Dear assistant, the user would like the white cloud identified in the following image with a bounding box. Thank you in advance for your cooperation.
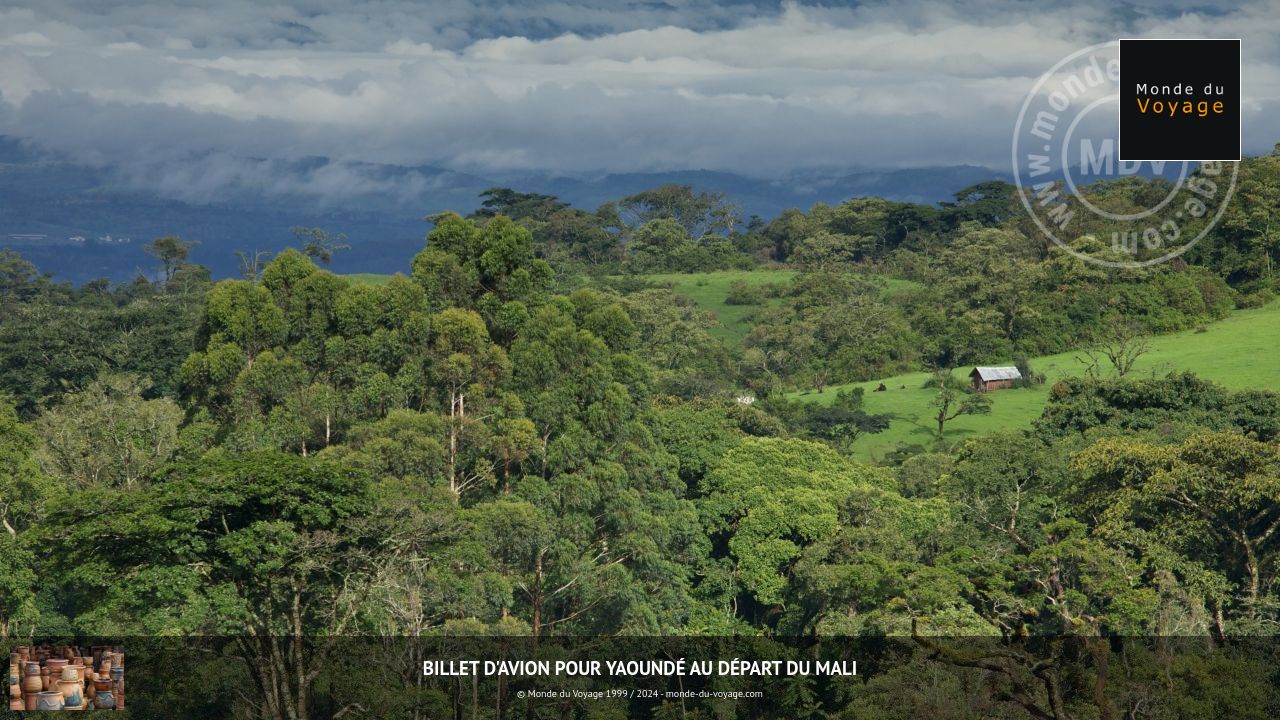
[0,49,51,104]
[0,0,1276,197]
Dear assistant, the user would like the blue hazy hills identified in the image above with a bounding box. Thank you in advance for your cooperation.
[0,136,1004,283]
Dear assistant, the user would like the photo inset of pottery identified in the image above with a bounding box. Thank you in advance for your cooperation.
[7,646,124,712]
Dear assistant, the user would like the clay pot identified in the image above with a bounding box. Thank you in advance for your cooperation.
[62,665,82,682]
[8,682,18,699]
[111,666,124,682]
[95,678,112,692]
[21,671,42,695]
[9,698,23,712]
[24,693,38,711]
[7,664,16,686]
[23,661,39,677]
[47,658,68,671]
[94,689,115,710]
[36,690,63,711]
[59,677,84,709]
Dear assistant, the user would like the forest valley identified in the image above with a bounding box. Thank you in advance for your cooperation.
[3,150,1280,719]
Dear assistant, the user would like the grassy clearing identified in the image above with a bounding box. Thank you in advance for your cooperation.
[792,300,1280,463]
[639,270,919,344]
[639,270,796,343]
[345,273,395,285]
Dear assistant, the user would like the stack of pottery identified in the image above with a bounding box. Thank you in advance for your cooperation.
[98,651,125,710]
[93,676,116,710]
[58,664,85,710]
[6,644,124,711]
[22,661,42,711]
[8,659,22,711]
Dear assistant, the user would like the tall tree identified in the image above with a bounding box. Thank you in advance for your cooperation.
[0,249,45,307]
[49,452,376,720]
[470,187,568,222]
[0,397,49,537]
[429,308,511,499]
[36,374,183,489]
[201,279,288,363]
[615,184,738,238]
[291,227,351,267]
[413,212,553,313]
[144,235,198,282]
[701,437,894,611]
[0,394,46,644]
[1078,432,1280,631]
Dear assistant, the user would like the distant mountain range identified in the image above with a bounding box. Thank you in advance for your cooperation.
[0,136,1006,283]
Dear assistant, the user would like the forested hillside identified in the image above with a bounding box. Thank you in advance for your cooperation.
[3,151,1280,718]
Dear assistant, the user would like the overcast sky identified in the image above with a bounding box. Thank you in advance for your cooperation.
[2,0,1279,188]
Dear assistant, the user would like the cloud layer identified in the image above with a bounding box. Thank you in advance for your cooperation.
[2,0,1279,198]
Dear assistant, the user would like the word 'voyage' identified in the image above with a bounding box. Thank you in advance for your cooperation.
[1135,98,1225,117]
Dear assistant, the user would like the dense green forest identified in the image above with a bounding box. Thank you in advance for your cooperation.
[3,151,1280,718]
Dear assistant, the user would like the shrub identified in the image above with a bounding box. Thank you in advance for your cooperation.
[1014,356,1045,387]
[725,280,768,306]
[1238,288,1276,309]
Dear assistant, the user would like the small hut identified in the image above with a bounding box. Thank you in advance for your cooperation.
[969,366,1022,392]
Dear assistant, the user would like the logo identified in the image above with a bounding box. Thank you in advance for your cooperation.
[1119,39,1241,162]
[1012,41,1238,268]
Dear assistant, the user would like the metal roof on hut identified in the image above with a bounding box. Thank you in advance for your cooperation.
[970,366,1022,382]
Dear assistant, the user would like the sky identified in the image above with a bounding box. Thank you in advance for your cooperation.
[2,0,1279,195]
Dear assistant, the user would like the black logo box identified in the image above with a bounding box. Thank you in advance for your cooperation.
[1119,38,1241,161]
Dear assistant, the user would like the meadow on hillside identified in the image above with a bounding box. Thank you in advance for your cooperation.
[636,269,919,344]
[793,299,1280,461]
[634,270,794,342]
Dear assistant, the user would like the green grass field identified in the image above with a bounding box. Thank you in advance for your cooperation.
[639,270,796,343]
[345,272,395,285]
[792,300,1280,463]
[640,270,919,344]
